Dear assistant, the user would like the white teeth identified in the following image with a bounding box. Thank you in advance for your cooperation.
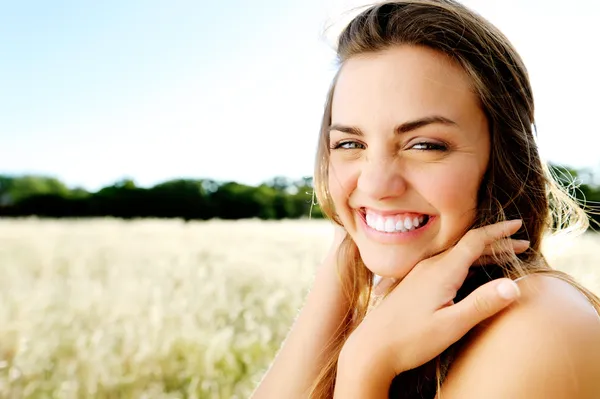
[364,210,427,233]
[384,218,396,232]
[375,216,385,232]
[395,220,406,232]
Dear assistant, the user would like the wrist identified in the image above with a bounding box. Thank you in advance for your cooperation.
[335,342,396,398]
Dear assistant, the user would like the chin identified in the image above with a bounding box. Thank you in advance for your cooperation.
[358,246,420,280]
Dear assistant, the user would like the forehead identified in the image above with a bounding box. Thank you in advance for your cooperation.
[332,45,482,127]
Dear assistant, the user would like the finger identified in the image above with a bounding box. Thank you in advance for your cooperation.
[431,220,523,290]
[480,239,530,256]
[447,219,523,271]
[470,239,529,266]
[436,278,520,342]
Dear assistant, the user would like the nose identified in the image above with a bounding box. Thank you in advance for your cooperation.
[357,153,408,202]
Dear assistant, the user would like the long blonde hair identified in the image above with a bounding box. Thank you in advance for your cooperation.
[309,1,600,397]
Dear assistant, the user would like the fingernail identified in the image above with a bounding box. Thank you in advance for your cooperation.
[517,240,530,246]
[497,280,520,300]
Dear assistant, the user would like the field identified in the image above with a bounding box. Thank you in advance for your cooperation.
[0,218,598,398]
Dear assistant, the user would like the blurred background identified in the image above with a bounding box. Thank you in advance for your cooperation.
[0,1,599,398]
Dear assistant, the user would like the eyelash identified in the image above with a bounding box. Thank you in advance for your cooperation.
[411,142,448,151]
[329,141,363,150]
[329,141,448,152]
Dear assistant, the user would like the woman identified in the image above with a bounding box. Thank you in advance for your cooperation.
[252,1,600,398]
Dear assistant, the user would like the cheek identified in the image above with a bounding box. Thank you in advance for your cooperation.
[415,161,482,217]
[410,162,484,253]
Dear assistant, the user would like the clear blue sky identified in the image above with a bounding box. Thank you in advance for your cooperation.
[1,0,599,191]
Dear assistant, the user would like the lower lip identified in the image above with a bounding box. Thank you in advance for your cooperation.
[357,211,435,244]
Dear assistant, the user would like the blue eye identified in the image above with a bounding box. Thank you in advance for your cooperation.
[411,142,447,151]
[330,141,365,150]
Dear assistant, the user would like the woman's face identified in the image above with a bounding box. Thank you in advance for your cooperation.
[328,45,490,279]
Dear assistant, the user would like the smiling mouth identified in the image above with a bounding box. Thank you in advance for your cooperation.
[359,208,431,233]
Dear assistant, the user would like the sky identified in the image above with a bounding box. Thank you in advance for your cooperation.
[1,0,599,191]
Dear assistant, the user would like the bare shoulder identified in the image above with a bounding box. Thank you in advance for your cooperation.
[441,273,600,399]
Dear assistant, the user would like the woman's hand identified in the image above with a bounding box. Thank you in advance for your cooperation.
[335,219,529,397]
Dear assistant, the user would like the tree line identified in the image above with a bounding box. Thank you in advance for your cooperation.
[0,165,599,226]
[0,175,323,220]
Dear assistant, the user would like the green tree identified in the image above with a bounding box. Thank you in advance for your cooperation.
[0,175,70,204]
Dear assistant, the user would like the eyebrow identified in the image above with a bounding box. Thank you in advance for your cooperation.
[328,115,458,136]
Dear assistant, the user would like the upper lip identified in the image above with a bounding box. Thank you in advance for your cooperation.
[359,207,429,216]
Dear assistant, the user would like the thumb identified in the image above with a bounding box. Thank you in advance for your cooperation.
[373,276,398,296]
[440,278,521,341]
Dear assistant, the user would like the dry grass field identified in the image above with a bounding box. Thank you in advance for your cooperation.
[0,218,598,398]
